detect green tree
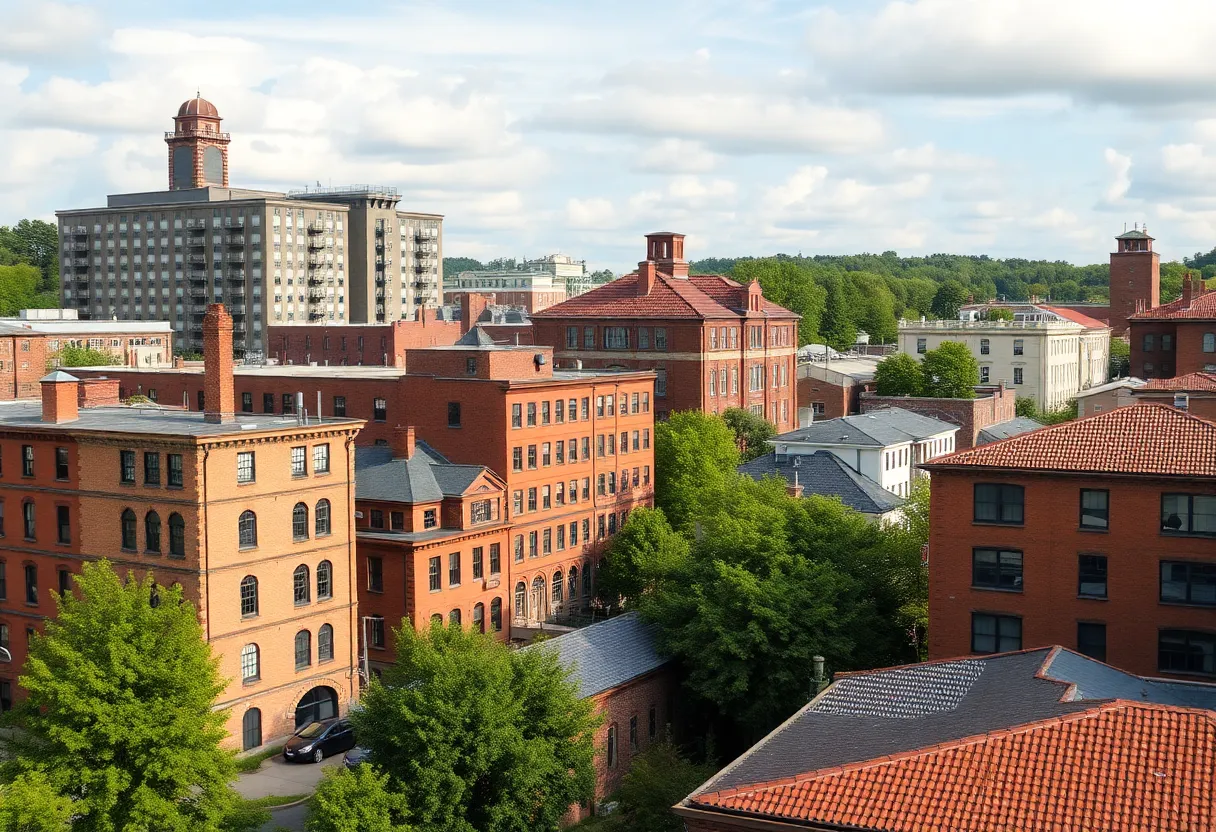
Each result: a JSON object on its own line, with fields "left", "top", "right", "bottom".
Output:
{"left": 721, "top": 407, "right": 776, "bottom": 461}
{"left": 351, "top": 624, "right": 598, "bottom": 832}
{"left": 732, "top": 259, "right": 826, "bottom": 346}
{"left": 819, "top": 275, "right": 857, "bottom": 351}
{"left": 873, "top": 353, "right": 924, "bottom": 397}
{"left": 1015, "top": 396, "right": 1038, "bottom": 418}
{"left": 984, "top": 307, "right": 1014, "bottom": 321}
{"left": 930, "top": 280, "right": 967, "bottom": 319}
{"left": 0, "top": 219, "right": 59, "bottom": 289}
{"left": 654, "top": 411, "right": 740, "bottom": 533}
{"left": 3, "top": 561, "right": 237, "bottom": 832}
{"left": 612, "top": 742, "right": 718, "bottom": 832}
{"left": 0, "top": 772, "right": 74, "bottom": 831}
{"left": 54, "top": 345, "right": 121, "bottom": 368}
{"left": 442, "top": 257, "right": 484, "bottom": 274}
{"left": 306, "top": 766, "right": 411, "bottom": 832}
{"left": 920, "top": 341, "right": 978, "bottom": 398}
{"left": 597, "top": 507, "right": 690, "bottom": 605}
{"left": 1109, "top": 336, "right": 1130, "bottom": 378}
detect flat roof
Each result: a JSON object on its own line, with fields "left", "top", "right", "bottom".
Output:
{"left": 72, "top": 364, "right": 409, "bottom": 380}
{"left": 12, "top": 320, "right": 173, "bottom": 335}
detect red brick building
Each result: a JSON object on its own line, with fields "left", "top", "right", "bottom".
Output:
{"left": 1107, "top": 228, "right": 1159, "bottom": 335}
{"left": 1128, "top": 272, "right": 1216, "bottom": 379}
{"left": 266, "top": 310, "right": 464, "bottom": 368}
{"left": 860, "top": 384, "right": 1018, "bottom": 450}
{"left": 922, "top": 404, "right": 1216, "bottom": 679}
{"left": 1135, "top": 372, "right": 1216, "bottom": 422}
{"left": 532, "top": 233, "right": 799, "bottom": 426}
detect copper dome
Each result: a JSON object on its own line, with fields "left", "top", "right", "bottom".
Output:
{"left": 177, "top": 95, "right": 219, "bottom": 119}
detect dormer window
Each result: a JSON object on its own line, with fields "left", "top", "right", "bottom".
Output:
{"left": 470, "top": 500, "right": 492, "bottom": 525}
{"left": 423, "top": 509, "right": 437, "bottom": 529}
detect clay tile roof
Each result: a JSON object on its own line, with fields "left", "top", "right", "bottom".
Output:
{"left": 1143, "top": 372, "right": 1216, "bottom": 392}
{"left": 177, "top": 96, "right": 219, "bottom": 118}
{"left": 531, "top": 272, "right": 799, "bottom": 321}
{"left": 1129, "top": 288, "right": 1216, "bottom": 320}
{"left": 692, "top": 701, "right": 1216, "bottom": 832}
{"left": 1039, "top": 305, "right": 1109, "bottom": 329}
{"left": 922, "top": 403, "right": 1216, "bottom": 477}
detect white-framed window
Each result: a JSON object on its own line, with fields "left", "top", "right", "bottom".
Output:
{"left": 240, "top": 643, "right": 259, "bottom": 681}
{"left": 313, "top": 444, "right": 330, "bottom": 473}
{"left": 237, "top": 452, "right": 255, "bottom": 483}
{"left": 291, "top": 446, "right": 307, "bottom": 477}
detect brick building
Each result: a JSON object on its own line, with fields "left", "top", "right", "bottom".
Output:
{"left": 859, "top": 384, "right": 1019, "bottom": 450}
{"left": 1128, "top": 272, "right": 1216, "bottom": 379}
{"left": 796, "top": 356, "right": 879, "bottom": 424}
{"left": 266, "top": 311, "right": 464, "bottom": 368}
{"left": 1108, "top": 227, "right": 1160, "bottom": 335}
{"left": 0, "top": 305, "right": 364, "bottom": 752}
{"left": 1134, "top": 372, "right": 1216, "bottom": 422}
{"left": 532, "top": 233, "right": 799, "bottom": 426}
{"left": 922, "top": 404, "right": 1216, "bottom": 679}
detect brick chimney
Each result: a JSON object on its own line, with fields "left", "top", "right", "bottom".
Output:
{"left": 645, "top": 232, "right": 689, "bottom": 279}
{"left": 41, "top": 371, "right": 79, "bottom": 424}
{"left": 461, "top": 293, "right": 490, "bottom": 333}
{"left": 1182, "top": 272, "right": 1194, "bottom": 308}
{"left": 392, "top": 425, "right": 416, "bottom": 460}
{"left": 202, "top": 303, "right": 236, "bottom": 424}
{"left": 637, "top": 261, "right": 657, "bottom": 296}
{"left": 740, "top": 280, "right": 763, "bottom": 313}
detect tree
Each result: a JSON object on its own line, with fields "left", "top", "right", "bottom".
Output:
{"left": 351, "top": 624, "right": 598, "bottom": 832}
{"left": 612, "top": 742, "right": 718, "bottom": 832}
{"left": 983, "top": 307, "right": 1014, "bottom": 321}
{"left": 0, "top": 219, "right": 59, "bottom": 289}
{"left": 920, "top": 341, "right": 978, "bottom": 398}
{"left": 654, "top": 411, "right": 740, "bottom": 533}
{"left": 721, "top": 407, "right": 776, "bottom": 461}
{"left": 732, "top": 259, "right": 827, "bottom": 346}
{"left": 1109, "top": 336, "right": 1130, "bottom": 378}
{"left": 597, "top": 507, "right": 690, "bottom": 605}
{"left": 54, "top": 345, "right": 121, "bottom": 368}
{"left": 1015, "top": 396, "right": 1038, "bottom": 418}
{"left": 442, "top": 257, "right": 484, "bottom": 274}
{"left": 0, "top": 772, "right": 74, "bottom": 832}
{"left": 873, "top": 353, "right": 924, "bottom": 397}
{"left": 819, "top": 275, "right": 857, "bottom": 351}
{"left": 306, "top": 766, "right": 411, "bottom": 832}
{"left": 3, "top": 561, "right": 237, "bottom": 831}
{"left": 930, "top": 280, "right": 967, "bottom": 319}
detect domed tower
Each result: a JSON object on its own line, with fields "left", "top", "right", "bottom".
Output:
{"left": 165, "top": 94, "right": 230, "bottom": 190}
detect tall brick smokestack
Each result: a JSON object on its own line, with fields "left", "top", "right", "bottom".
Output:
{"left": 203, "top": 303, "right": 236, "bottom": 424}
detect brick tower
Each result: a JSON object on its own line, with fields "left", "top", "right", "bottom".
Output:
{"left": 1109, "top": 226, "right": 1159, "bottom": 334}
{"left": 165, "top": 94, "right": 230, "bottom": 190}
{"left": 645, "top": 231, "right": 689, "bottom": 279}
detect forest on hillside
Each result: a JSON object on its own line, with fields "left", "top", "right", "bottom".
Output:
{"left": 0, "top": 219, "right": 62, "bottom": 315}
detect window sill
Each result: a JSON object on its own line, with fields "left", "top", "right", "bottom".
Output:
{"left": 237, "top": 481, "right": 256, "bottom": 487}
{"left": 367, "top": 588, "right": 384, "bottom": 594}
{"left": 1160, "top": 531, "right": 1216, "bottom": 539}
{"left": 971, "top": 520, "right": 1025, "bottom": 528}
{"left": 314, "top": 470, "right": 331, "bottom": 477}
{"left": 1159, "top": 600, "right": 1216, "bottom": 609}
{"left": 242, "top": 677, "right": 260, "bottom": 687}
{"left": 1078, "top": 526, "right": 1109, "bottom": 533}
{"left": 295, "top": 666, "right": 311, "bottom": 673}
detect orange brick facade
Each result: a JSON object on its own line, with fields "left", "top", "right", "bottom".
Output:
{"left": 0, "top": 333, "right": 48, "bottom": 401}
{"left": 266, "top": 312, "right": 464, "bottom": 368}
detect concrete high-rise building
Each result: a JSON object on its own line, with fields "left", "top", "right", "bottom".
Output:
{"left": 56, "top": 96, "right": 443, "bottom": 356}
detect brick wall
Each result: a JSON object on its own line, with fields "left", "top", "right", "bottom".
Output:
{"left": 797, "top": 374, "right": 857, "bottom": 420}
{"left": 860, "top": 385, "right": 1016, "bottom": 449}
{"left": 266, "top": 314, "right": 464, "bottom": 369}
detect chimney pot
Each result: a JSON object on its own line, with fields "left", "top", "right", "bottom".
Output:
{"left": 392, "top": 425, "right": 416, "bottom": 460}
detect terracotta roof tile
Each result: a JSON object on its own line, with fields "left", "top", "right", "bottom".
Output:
{"left": 1039, "top": 305, "right": 1109, "bottom": 329}
{"left": 922, "top": 403, "right": 1216, "bottom": 477}
{"left": 693, "top": 701, "right": 1216, "bottom": 832}
{"left": 1129, "top": 288, "right": 1216, "bottom": 320}
{"left": 1142, "top": 372, "right": 1216, "bottom": 392}
{"left": 532, "top": 272, "right": 799, "bottom": 320}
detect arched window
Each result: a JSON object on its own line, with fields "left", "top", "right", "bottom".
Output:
{"left": 583, "top": 562, "right": 592, "bottom": 595}
{"left": 473, "top": 603, "right": 485, "bottom": 634}
{"left": 316, "top": 560, "right": 332, "bottom": 601}
{"left": 240, "top": 575, "right": 258, "bottom": 617}
{"left": 144, "top": 511, "right": 161, "bottom": 554}
{"left": 293, "top": 565, "right": 310, "bottom": 605}
{"left": 430, "top": 613, "right": 443, "bottom": 627}
{"left": 240, "top": 643, "right": 259, "bottom": 682}
{"left": 22, "top": 501, "right": 34, "bottom": 540}
{"left": 292, "top": 503, "right": 309, "bottom": 541}
{"left": 1205, "top": 332, "right": 1216, "bottom": 353}
{"left": 149, "top": 583, "right": 161, "bottom": 608}
{"left": 607, "top": 724, "right": 618, "bottom": 769}
{"left": 168, "top": 513, "right": 185, "bottom": 558}
{"left": 120, "top": 509, "right": 137, "bottom": 550}
{"left": 318, "top": 624, "right": 334, "bottom": 663}
{"left": 449, "top": 608, "right": 462, "bottom": 626}
{"left": 552, "top": 570, "right": 564, "bottom": 604}
{"left": 294, "top": 630, "right": 311, "bottom": 669}
{"left": 514, "top": 581, "right": 526, "bottom": 619}
{"left": 242, "top": 708, "right": 262, "bottom": 752}
{"left": 490, "top": 597, "right": 502, "bottom": 632}
{"left": 569, "top": 566, "right": 578, "bottom": 600}
{"left": 238, "top": 511, "right": 257, "bottom": 548}
{"left": 315, "top": 499, "right": 331, "bottom": 537}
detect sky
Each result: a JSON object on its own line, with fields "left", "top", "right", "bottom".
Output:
{"left": 5, "top": 0, "right": 1216, "bottom": 273}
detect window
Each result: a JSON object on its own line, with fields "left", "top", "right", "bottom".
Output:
{"left": 121, "top": 508, "right": 137, "bottom": 550}
{"left": 423, "top": 509, "right": 437, "bottom": 529}
{"left": 373, "top": 398, "right": 387, "bottom": 422}
{"left": 168, "top": 454, "right": 183, "bottom": 487}
{"left": 428, "top": 556, "right": 440, "bottom": 591}
{"left": 1078, "top": 555, "right": 1108, "bottom": 599}
{"left": 237, "top": 452, "right": 255, "bottom": 483}
{"left": 370, "top": 616, "right": 386, "bottom": 648}
{"left": 979, "top": 338, "right": 990, "bottom": 355}
{"left": 370, "top": 509, "right": 384, "bottom": 529}
{"left": 294, "top": 630, "right": 311, "bottom": 669}
{"left": 391, "top": 511, "right": 405, "bottom": 531}
{"left": 169, "top": 513, "right": 185, "bottom": 557}
{"left": 263, "top": 393, "right": 274, "bottom": 414}
{"left": 973, "top": 483, "right": 1024, "bottom": 525}
{"left": 0, "top": 562, "right": 5, "bottom": 600}
{"left": 584, "top": 327, "right": 595, "bottom": 349}
{"left": 980, "top": 366, "right": 990, "bottom": 383}
{"left": 528, "top": 489, "right": 537, "bottom": 512}
{"left": 655, "top": 328, "right": 667, "bottom": 350}
{"left": 1142, "top": 333, "right": 1155, "bottom": 352}
{"left": 293, "top": 565, "right": 310, "bottom": 605}
{"left": 119, "top": 449, "right": 135, "bottom": 484}
{"left": 1161, "top": 493, "right": 1216, "bottom": 536}
{"left": 318, "top": 624, "right": 334, "bottom": 662}
{"left": 541, "top": 401, "right": 551, "bottom": 425}
{"left": 514, "top": 535, "right": 524, "bottom": 563}
{"left": 1161, "top": 561, "right": 1216, "bottom": 606}
{"left": 368, "top": 556, "right": 384, "bottom": 592}
{"left": 971, "top": 613, "right": 1021, "bottom": 654}
{"left": 972, "top": 548, "right": 1023, "bottom": 591}
{"left": 1204, "top": 332, "right": 1216, "bottom": 353}
{"left": 1013, "top": 339, "right": 1024, "bottom": 356}
{"left": 513, "top": 447, "right": 523, "bottom": 471}
{"left": 543, "top": 527, "right": 552, "bottom": 554}
{"left": 604, "top": 327, "right": 629, "bottom": 349}
{"left": 291, "top": 447, "right": 307, "bottom": 477}
{"left": 142, "top": 452, "right": 160, "bottom": 486}
{"left": 282, "top": 393, "right": 296, "bottom": 416}
{"left": 21, "top": 501, "right": 33, "bottom": 540}
{"left": 333, "top": 395, "right": 347, "bottom": 417}
{"left": 449, "top": 608, "right": 461, "bottom": 626}
{"left": 292, "top": 503, "right": 309, "bottom": 540}
{"left": 527, "top": 402, "right": 537, "bottom": 426}
{"left": 1159, "top": 630, "right": 1215, "bottom": 675}
{"left": 240, "top": 576, "right": 258, "bottom": 617}
{"left": 489, "top": 543, "right": 501, "bottom": 575}
{"left": 542, "top": 485, "right": 551, "bottom": 510}
{"left": 529, "top": 530, "right": 538, "bottom": 558}
{"left": 566, "top": 326, "right": 578, "bottom": 348}
{"left": 238, "top": 510, "right": 257, "bottom": 548}
{"left": 583, "top": 561, "right": 592, "bottom": 595}
{"left": 55, "top": 448, "right": 69, "bottom": 481}
{"left": 24, "top": 564, "right": 37, "bottom": 605}
{"left": 58, "top": 568, "right": 70, "bottom": 596}
{"left": 56, "top": 506, "right": 70, "bottom": 544}
{"left": 472, "top": 547, "right": 484, "bottom": 580}
{"left": 448, "top": 402, "right": 462, "bottom": 428}
{"left": 144, "top": 511, "right": 160, "bottom": 553}
{"left": 542, "top": 443, "right": 551, "bottom": 466}
{"left": 449, "top": 552, "right": 461, "bottom": 586}
{"left": 490, "top": 597, "right": 502, "bottom": 631}
{"left": 556, "top": 400, "right": 565, "bottom": 423}
{"left": 240, "top": 642, "right": 260, "bottom": 681}
{"left": 649, "top": 705, "right": 657, "bottom": 738}
{"left": 312, "top": 444, "right": 330, "bottom": 474}
{"left": 1013, "top": 367, "right": 1023, "bottom": 384}
{"left": 527, "top": 445, "right": 537, "bottom": 469}
{"left": 1077, "top": 622, "right": 1106, "bottom": 661}
{"left": 473, "top": 602, "right": 485, "bottom": 634}
{"left": 607, "top": 725, "right": 617, "bottom": 769}
{"left": 314, "top": 499, "right": 331, "bottom": 537}
{"left": 512, "top": 404, "right": 522, "bottom": 428}
{"left": 1163, "top": 334, "right": 1174, "bottom": 351}
{"left": 1080, "top": 490, "right": 1109, "bottom": 530}
{"left": 916, "top": 337, "right": 926, "bottom": 354}
{"left": 241, "top": 392, "right": 253, "bottom": 413}
{"left": 629, "top": 715, "right": 638, "bottom": 752}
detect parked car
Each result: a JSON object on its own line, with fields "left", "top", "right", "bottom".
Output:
{"left": 283, "top": 718, "right": 356, "bottom": 763}
{"left": 342, "top": 746, "right": 371, "bottom": 769}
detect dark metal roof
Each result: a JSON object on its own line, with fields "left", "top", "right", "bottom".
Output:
{"left": 522, "top": 612, "right": 668, "bottom": 699}
{"left": 737, "top": 450, "right": 904, "bottom": 514}
{"left": 354, "top": 442, "right": 486, "bottom": 504}
{"left": 976, "top": 416, "right": 1044, "bottom": 444}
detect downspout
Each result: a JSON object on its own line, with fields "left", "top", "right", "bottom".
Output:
{"left": 346, "top": 434, "right": 357, "bottom": 702}
{"left": 201, "top": 445, "right": 210, "bottom": 641}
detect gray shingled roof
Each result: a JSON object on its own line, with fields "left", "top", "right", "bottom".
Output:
{"left": 773, "top": 408, "right": 957, "bottom": 448}
{"left": 977, "top": 416, "right": 1044, "bottom": 444}
{"left": 522, "top": 612, "right": 668, "bottom": 699}
{"left": 355, "top": 443, "right": 488, "bottom": 503}
{"left": 737, "top": 450, "right": 904, "bottom": 515}
{"left": 455, "top": 326, "right": 497, "bottom": 347}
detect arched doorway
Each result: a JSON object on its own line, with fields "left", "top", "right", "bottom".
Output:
{"left": 529, "top": 576, "right": 545, "bottom": 624}
{"left": 242, "top": 708, "right": 262, "bottom": 751}
{"left": 295, "top": 685, "right": 338, "bottom": 729}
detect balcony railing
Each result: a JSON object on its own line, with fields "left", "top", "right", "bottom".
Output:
{"left": 165, "top": 128, "right": 231, "bottom": 141}
{"left": 899, "top": 318, "right": 1082, "bottom": 331}
{"left": 69, "top": 226, "right": 88, "bottom": 236}
{"left": 187, "top": 254, "right": 206, "bottom": 265}
{"left": 70, "top": 242, "right": 88, "bottom": 252}
{"left": 186, "top": 234, "right": 206, "bottom": 247}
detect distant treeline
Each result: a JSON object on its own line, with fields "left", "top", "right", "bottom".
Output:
{"left": 0, "top": 219, "right": 59, "bottom": 316}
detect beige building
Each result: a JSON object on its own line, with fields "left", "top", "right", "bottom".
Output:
{"left": 898, "top": 305, "right": 1110, "bottom": 410}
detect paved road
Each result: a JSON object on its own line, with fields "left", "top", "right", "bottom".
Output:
{"left": 236, "top": 753, "right": 341, "bottom": 800}
{"left": 260, "top": 802, "right": 308, "bottom": 832}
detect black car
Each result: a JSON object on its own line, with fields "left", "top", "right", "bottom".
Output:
{"left": 342, "top": 746, "right": 371, "bottom": 769}
{"left": 282, "top": 718, "right": 356, "bottom": 763}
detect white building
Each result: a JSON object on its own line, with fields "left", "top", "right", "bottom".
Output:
{"left": 768, "top": 408, "right": 959, "bottom": 499}
{"left": 897, "top": 304, "right": 1110, "bottom": 411}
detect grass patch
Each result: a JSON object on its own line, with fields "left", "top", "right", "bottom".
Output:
{"left": 233, "top": 744, "right": 284, "bottom": 773}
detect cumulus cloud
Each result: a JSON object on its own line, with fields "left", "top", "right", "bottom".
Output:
{"left": 635, "top": 139, "right": 721, "bottom": 174}
{"left": 0, "top": 2, "right": 105, "bottom": 61}
{"left": 1104, "top": 148, "right": 1132, "bottom": 203}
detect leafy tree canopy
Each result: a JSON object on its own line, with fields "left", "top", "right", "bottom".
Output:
{"left": 595, "top": 742, "right": 718, "bottom": 832}
{"left": 820, "top": 275, "right": 858, "bottom": 351}
{"left": 721, "top": 407, "right": 776, "bottom": 461}
{"left": 306, "top": 766, "right": 411, "bottom": 832}
{"left": 597, "top": 507, "right": 690, "bottom": 605}
{"left": 1109, "top": 336, "right": 1130, "bottom": 378}
{"left": 873, "top": 353, "right": 925, "bottom": 397}
{"left": 54, "top": 345, "right": 122, "bottom": 368}
{"left": 653, "top": 411, "right": 740, "bottom": 533}
{"left": 930, "top": 280, "right": 968, "bottom": 320}
{"left": 920, "top": 341, "right": 979, "bottom": 398}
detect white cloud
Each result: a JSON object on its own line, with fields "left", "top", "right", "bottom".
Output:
{"left": 566, "top": 198, "right": 618, "bottom": 230}
{"left": 0, "top": 2, "right": 105, "bottom": 60}
{"left": 635, "top": 139, "right": 721, "bottom": 174}
{"left": 1104, "top": 148, "right": 1132, "bottom": 203}
{"left": 887, "top": 143, "right": 995, "bottom": 173}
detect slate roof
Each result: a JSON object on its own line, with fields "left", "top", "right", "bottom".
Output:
{"left": 531, "top": 272, "right": 799, "bottom": 321}
{"left": 923, "top": 403, "right": 1216, "bottom": 477}
{"left": 686, "top": 647, "right": 1216, "bottom": 832}
{"left": 976, "top": 416, "right": 1043, "bottom": 444}
{"left": 1128, "top": 287, "right": 1216, "bottom": 320}
{"left": 354, "top": 442, "right": 489, "bottom": 504}
{"left": 455, "top": 326, "right": 497, "bottom": 347}
{"left": 738, "top": 450, "right": 904, "bottom": 515}
{"left": 1142, "top": 371, "right": 1216, "bottom": 392}
{"left": 522, "top": 612, "right": 668, "bottom": 699}
{"left": 773, "top": 408, "right": 957, "bottom": 448}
